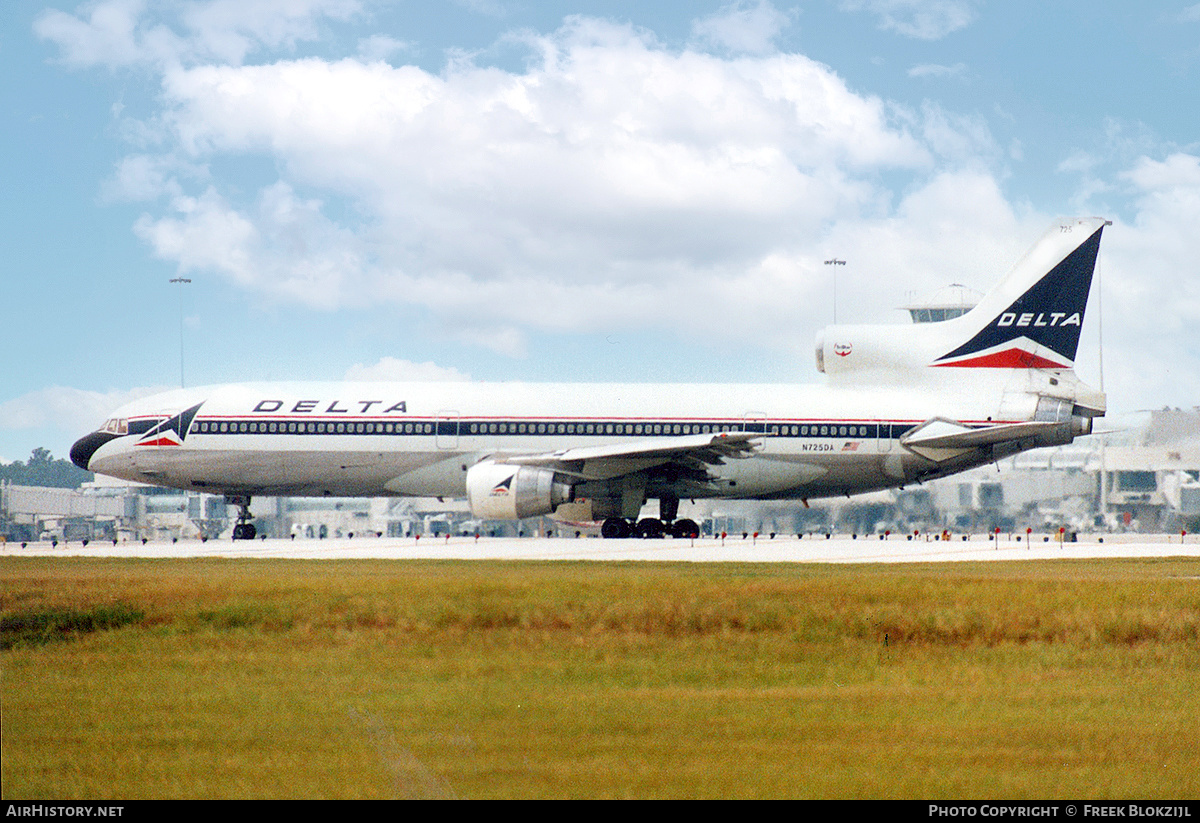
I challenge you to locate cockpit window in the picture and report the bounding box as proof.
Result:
[101,418,129,435]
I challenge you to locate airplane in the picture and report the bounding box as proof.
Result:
[72,217,1110,540]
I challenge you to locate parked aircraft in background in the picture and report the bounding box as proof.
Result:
[73,217,1109,539]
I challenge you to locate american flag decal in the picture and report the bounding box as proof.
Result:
[842,441,860,452]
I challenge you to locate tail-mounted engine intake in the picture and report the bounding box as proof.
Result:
[466,460,574,521]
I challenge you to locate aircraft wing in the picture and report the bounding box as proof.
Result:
[501,431,762,481]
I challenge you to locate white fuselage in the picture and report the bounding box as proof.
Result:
[84,376,1062,503]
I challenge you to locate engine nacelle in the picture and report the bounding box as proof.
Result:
[466,460,574,521]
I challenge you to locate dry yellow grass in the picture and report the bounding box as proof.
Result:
[3,557,1199,798]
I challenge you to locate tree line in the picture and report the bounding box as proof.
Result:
[0,448,94,489]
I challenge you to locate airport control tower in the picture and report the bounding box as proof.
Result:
[899,283,983,324]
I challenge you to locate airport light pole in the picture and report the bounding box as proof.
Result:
[169,276,191,387]
[824,258,846,324]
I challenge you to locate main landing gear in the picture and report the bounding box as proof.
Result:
[600,496,700,540]
[600,517,701,539]
[227,495,257,541]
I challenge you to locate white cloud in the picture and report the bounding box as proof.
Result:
[1122,152,1200,191]
[914,102,999,167]
[102,153,205,201]
[34,0,361,68]
[691,1,795,55]
[180,0,361,64]
[356,34,412,63]
[116,17,950,352]
[35,0,163,68]
[1056,118,1171,214]
[344,358,471,382]
[134,183,368,308]
[907,62,967,78]
[1104,154,1200,401]
[840,0,980,40]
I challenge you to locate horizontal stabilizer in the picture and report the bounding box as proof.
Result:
[900,417,1061,461]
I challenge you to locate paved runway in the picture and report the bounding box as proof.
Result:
[3,532,1198,563]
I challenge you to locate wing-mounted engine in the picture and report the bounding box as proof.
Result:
[466,459,574,520]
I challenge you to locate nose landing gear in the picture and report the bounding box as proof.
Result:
[226,495,257,540]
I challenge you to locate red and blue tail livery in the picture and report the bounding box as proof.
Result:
[814,217,1109,382]
[933,224,1104,369]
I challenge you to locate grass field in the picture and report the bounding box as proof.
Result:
[2,556,1198,799]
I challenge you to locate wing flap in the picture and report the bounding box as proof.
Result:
[502,431,761,481]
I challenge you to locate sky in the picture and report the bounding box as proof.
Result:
[2,0,1199,463]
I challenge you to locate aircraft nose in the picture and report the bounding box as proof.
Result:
[70,431,116,471]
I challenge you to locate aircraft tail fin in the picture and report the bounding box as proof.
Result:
[815,218,1109,380]
[930,217,1108,370]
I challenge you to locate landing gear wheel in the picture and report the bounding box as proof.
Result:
[671,518,700,539]
[232,523,257,541]
[601,518,632,539]
[227,495,256,541]
[636,518,665,539]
